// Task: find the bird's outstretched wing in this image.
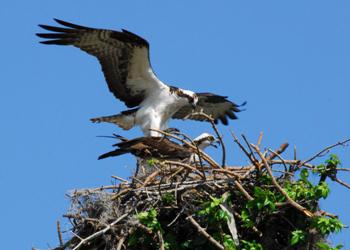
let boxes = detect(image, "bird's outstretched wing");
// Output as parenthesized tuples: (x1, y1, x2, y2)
(172, 93, 246, 125)
(36, 19, 167, 108)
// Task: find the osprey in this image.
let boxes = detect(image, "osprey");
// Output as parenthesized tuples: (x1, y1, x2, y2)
(37, 19, 244, 136)
(98, 133, 218, 161)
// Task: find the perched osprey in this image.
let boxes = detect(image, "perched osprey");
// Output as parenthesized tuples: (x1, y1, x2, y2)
(98, 133, 218, 161)
(37, 19, 244, 136)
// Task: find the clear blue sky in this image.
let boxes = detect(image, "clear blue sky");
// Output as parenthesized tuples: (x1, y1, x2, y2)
(1, 1, 349, 249)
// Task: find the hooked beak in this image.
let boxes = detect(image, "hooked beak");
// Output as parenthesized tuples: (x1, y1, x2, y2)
(210, 139, 221, 148)
(191, 103, 197, 109)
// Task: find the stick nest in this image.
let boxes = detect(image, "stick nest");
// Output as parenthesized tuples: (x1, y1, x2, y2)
(49, 128, 349, 250)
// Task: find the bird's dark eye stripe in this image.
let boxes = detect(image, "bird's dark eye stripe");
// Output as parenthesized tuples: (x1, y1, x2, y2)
(177, 91, 192, 100)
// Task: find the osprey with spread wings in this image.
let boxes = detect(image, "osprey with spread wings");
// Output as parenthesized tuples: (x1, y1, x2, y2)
(37, 19, 245, 136)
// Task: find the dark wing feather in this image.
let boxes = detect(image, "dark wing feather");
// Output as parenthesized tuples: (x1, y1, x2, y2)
(36, 19, 166, 108)
(100, 136, 191, 160)
(173, 93, 245, 125)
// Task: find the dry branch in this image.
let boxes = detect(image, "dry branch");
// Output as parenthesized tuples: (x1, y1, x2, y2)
(186, 215, 225, 250)
(46, 131, 349, 250)
(252, 144, 314, 217)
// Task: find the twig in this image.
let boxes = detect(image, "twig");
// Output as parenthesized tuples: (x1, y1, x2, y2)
(116, 237, 126, 250)
(212, 168, 243, 179)
(266, 143, 289, 161)
(194, 112, 227, 167)
(186, 215, 225, 250)
(233, 211, 262, 237)
(167, 206, 186, 227)
(251, 144, 314, 217)
(302, 138, 350, 165)
(72, 213, 129, 250)
(336, 168, 350, 172)
(267, 148, 288, 173)
(163, 161, 205, 178)
(111, 175, 128, 183)
(56, 220, 64, 247)
(141, 170, 161, 188)
(230, 130, 260, 169)
(158, 230, 165, 250)
(242, 134, 256, 162)
(317, 210, 338, 219)
(334, 177, 350, 189)
(257, 132, 263, 147)
(195, 143, 207, 180)
(172, 130, 206, 174)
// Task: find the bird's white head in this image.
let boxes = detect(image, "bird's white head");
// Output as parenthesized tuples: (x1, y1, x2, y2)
(170, 86, 198, 108)
(180, 89, 198, 108)
(193, 133, 219, 150)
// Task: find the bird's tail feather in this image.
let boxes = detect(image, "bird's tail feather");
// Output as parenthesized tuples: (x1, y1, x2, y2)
(90, 113, 135, 130)
(98, 149, 130, 160)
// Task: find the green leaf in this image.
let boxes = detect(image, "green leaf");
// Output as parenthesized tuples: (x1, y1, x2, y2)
(312, 217, 344, 235)
(300, 169, 309, 182)
(316, 242, 343, 250)
(241, 240, 263, 250)
(314, 182, 330, 199)
(127, 232, 138, 246)
(326, 154, 341, 167)
(146, 158, 158, 166)
(181, 240, 192, 248)
(161, 192, 175, 204)
(222, 233, 237, 250)
(290, 230, 306, 246)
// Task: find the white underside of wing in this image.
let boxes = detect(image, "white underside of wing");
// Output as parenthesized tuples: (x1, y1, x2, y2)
(126, 47, 168, 97)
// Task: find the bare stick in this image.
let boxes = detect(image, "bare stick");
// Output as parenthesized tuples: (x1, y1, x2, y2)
(266, 143, 289, 161)
(171, 130, 206, 173)
(336, 168, 350, 172)
(251, 144, 314, 217)
(56, 220, 64, 247)
(233, 180, 254, 201)
(257, 132, 263, 147)
(141, 170, 161, 187)
(267, 148, 288, 173)
(111, 175, 128, 183)
(242, 134, 257, 162)
(233, 211, 262, 237)
(195, 143, 207, 180)
(116, 237, 126, 250)
(163, 161, 203, 176)
(168, 206, 186, 227)
(187, 215, 225, 250)
(158, 230, 165, 250)
(334, 177, 350, 189)
(72, 213, 129, 250)
(230, 130, 259, 168)
(191, 112, 227, 167)
(302, 138, 350, 165)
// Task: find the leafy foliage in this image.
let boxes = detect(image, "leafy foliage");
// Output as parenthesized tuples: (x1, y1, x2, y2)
(313, 154, 340, 181)
(284, 169, 330, 202)
(241, 240, 263, 250)
(312, 216, 344, 235)
(316, 242, 344, 250)
(137, 208, 162, 233)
